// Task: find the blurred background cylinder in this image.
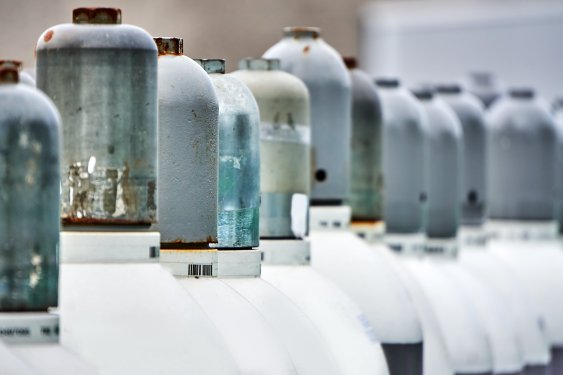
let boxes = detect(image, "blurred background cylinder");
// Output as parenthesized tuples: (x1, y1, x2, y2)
(232, 57, 310, 239)
(436, 84, 488, 226)
(36, 7, 158, 227)
(462, 72, 504, 109)
(195, 59, 260, 249)
(378, 78, 427, 234)
(264, 27, 351, 205)
(344, 57, 383, 221)
(488, 89, 556, 221)
(0, 67, 60, 311)
(154, 37, 219, 246)
(414, 88, 463, 239)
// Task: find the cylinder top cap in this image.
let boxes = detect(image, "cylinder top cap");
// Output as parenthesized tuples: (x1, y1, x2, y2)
(73, 8, 122, 24)
(284, 26, 320, 38)
(509, 88, 535, 99)
(374, 78, 400, 88)
(470, 71, 494, 85)
(411, 87, 434, 100)
(154, 37, 183, 56)
(238, 57, 280, 71)
(435, 83, 462, 94)
(343, 56, 357, 69)
(0, 67, 19, 84)
(194, 59, 225, 74)
(0, 60, 22, 71)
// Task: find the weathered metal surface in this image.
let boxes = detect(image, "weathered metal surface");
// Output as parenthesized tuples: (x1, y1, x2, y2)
(155, 39, 219, 245)
(195, 59, 260, 248)
(232, 57, 310, 239)
(0, 68, 61, 311)
(36, 8, 158, 227)
(264, 27, 351, 204)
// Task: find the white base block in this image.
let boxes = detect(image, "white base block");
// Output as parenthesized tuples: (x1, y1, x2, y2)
(160, 248, 261, 277)
(350, 221, 386, 243)
(260, 239, 311, 265)
(59, 231, 239, 375)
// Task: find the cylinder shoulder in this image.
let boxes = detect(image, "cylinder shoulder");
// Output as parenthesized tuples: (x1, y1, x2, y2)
(231, 70, 309, 100)
(37, 23, 157, 51)
(0, 84, 60, 127)
(211, 74, 259, 114)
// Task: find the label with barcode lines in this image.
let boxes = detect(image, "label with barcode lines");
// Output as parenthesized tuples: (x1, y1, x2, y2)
(187, 263, 213, 277)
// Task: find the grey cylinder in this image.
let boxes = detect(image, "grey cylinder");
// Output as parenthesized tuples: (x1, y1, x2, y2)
(154, 38, 219, 246)
(0, 67, 60, 311)
(553, 98, 563, 232)
(264, 27, 351, 205)
(378, 78, 427, 234)
(436, 84, 488, 226)
(232, 58, 310, 239)
(344, 57, 383, 221)
(413, 88, 463, 238)
(488, 89, 556, 220)
(462, 72, 504, 109)
(195, 59, 260, 249)
(36, 8, 158, 227)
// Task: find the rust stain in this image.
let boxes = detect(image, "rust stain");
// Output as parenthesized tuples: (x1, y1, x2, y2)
(303, 45, 310, 54)
(62, 216, 153, 226)
(44, 30, 54, 43)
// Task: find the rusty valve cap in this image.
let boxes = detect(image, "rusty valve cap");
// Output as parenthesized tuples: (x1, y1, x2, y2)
(283, 26, 320, 38)
(238, 58, 280, 71)
(194, 59, 225, 74)
(0, 60, 22, 70)
(73, 7, 122, 24)
(343, 56, 357, 69)
(0, 68, 19, 84)
(154, 37, 183, 56)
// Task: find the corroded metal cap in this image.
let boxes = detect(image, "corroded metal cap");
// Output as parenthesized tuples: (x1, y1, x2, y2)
(283, 26, 320, 38)
(0, 60, 22, 71)
(154, 37, 183, 56)
(435, 83, 462, 94)
(374, 78, 400, 88)
(0, 67, 19, 84)
(194, 59, 225, 74)
(238, 58, 280, 71)
(343, 57, 357, 69)
(509, 87, 534, 99)
(73, 8, 122, 24)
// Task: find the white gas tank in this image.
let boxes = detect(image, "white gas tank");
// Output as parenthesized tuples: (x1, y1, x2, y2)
(459, 228, 551, 373)
(310, 206, 424, 374)
(260, 239, 389, 375)
(59, 232, 239, 375)
(161, 248, 342, 375)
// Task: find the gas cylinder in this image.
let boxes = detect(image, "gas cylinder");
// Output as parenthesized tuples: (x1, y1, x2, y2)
(38, 9, 239, 375)
(37, 7, 157, 226)
(231, 57, 310, 239)
(343, 57, 383, 222)
(0, 64, 99, 374)
(487, 88, 563, 374)
(264, 27, 351, 204)
(233, 57, 390, 375)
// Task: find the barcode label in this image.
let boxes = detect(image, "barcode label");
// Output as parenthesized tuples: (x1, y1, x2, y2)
(187, 263, 213, 277)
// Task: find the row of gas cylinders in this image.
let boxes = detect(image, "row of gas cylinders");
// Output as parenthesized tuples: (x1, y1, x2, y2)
(1, 6, 563, 375)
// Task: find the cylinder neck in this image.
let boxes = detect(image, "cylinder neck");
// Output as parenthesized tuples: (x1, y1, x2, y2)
(509, 88, 534, 99)
(0, 60, 22, 71)
(0, 68, 19, 84)
(411, 88, 434, 101)
(435, 84, 462, 95)
(375, 78, 400, 88)
(343, 56, 357, 69)
(283, 26, 320, 39)
(154, 37, 183, 56)
(73, 7, 122, 24)
(194, 59, 225, 74)
(238, 58, 280, 71)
